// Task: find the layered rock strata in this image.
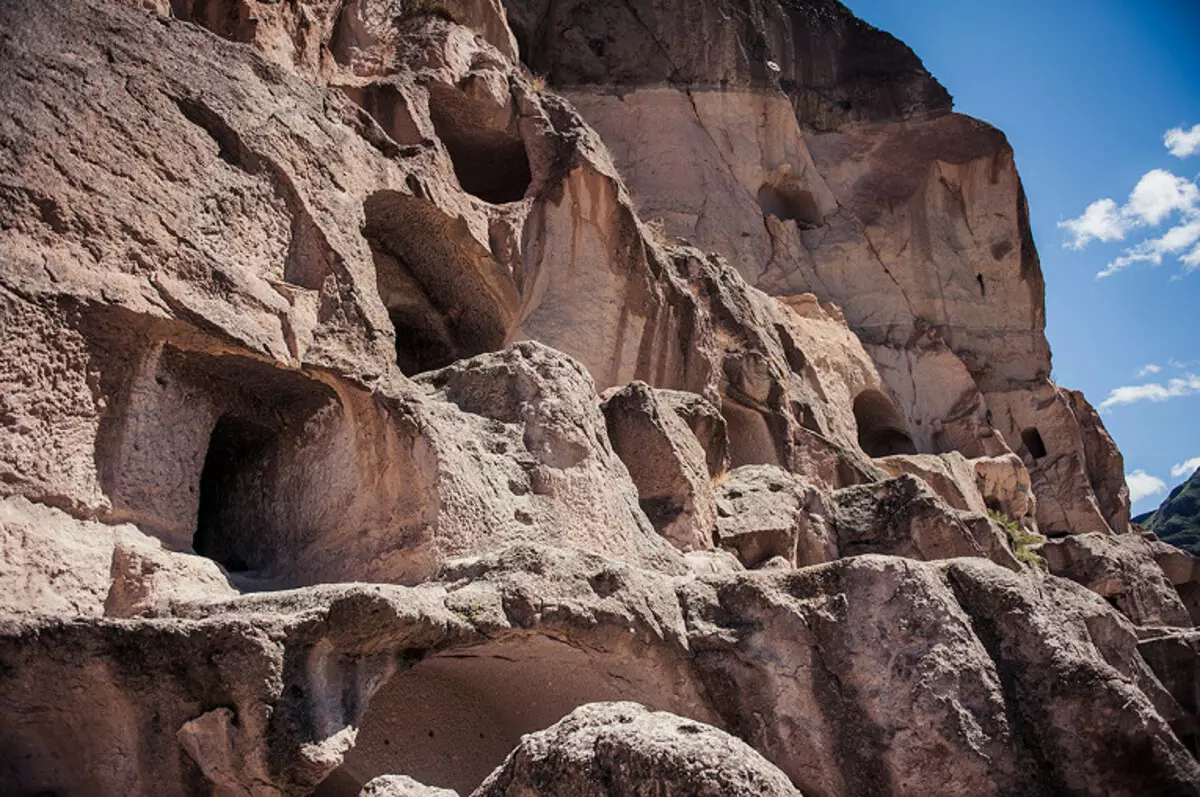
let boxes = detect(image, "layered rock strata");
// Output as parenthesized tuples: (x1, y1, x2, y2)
(502, 0, 1128, 537)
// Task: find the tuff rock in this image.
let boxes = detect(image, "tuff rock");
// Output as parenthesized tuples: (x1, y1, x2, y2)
(0, 0, 1194, 795)
(473, 702, 802, 797)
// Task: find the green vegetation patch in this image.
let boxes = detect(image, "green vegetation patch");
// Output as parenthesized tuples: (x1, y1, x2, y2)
(989, 509, 1046, 568)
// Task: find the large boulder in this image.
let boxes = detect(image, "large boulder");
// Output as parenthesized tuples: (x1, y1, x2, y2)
(1138, 628, 1200, 755)
(473, 702, 801, 797)
(602, 382, 725, 551)
(413, 343, 686, 576)
(946, 559, 1200, 796)
(831, 475, 1020, 568)
(712, 465, 835, 568)
(682, 556, 1034, 797)
(361, 775, 459, 797)
(1041, 532, 1192, 628)
(0, 496, 235, 618)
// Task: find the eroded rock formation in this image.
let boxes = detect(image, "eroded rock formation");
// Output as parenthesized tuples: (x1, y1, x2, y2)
(0, 0, 1197, 795)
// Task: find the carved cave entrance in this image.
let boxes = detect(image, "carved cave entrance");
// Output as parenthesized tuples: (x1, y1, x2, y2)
(758, 183, 822, 228)
(364, 190, 511, 376)
(853, 389, 916, 458)
(1021, 427, 1047, 460)
(312, 635, 718, 796)
(193, 414, 278, 572)
(428, 83, 532, 205)
(164, 352, 346, 582)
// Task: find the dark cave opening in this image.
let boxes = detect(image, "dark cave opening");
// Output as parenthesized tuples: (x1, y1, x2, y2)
(364, 190, 511, 376)
(757, 183, 822, 228)
(853, 390, 916, 458)
(193, 414, 277, 572)
(428, 85, 532, 205)
(1021, 427, 1048, 460)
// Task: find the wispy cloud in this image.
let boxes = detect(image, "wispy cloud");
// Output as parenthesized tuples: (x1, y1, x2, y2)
(1165, 123, 1200, 158)
(1098, 373, 1200, 410)
(1137, 363, 1163, 377)
(1171, 457, 1200, 479)
(1060, 126, 1200, 278)
(1097, 219, 1200, 278)
(1127, 470, 1167, 503)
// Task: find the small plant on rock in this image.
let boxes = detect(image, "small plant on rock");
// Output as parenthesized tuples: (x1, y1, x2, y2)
(989, 508, 1046, 568)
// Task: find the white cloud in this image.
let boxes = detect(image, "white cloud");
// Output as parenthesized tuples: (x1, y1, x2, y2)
(1062, 126, 1200, 278)
(1098, 373, 1200, 410)
(1171, 457, 1200, 479)
(1165, 123, 1200, 158)
(1059, 198, 1128, 249)
(1097, 219, 1200, 278)
(1127, 470, 1167, 503)
(1137, 363, 1162, 377)
(1125, 170, 1200, 226)
(1183, 243, 1200, 273)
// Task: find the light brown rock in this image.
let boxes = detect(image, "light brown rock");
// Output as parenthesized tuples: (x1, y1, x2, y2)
(0, 497, 235, 618)
(507, 0, 1128, 539)
(1042, 532, 1192, 628)
(361, 775, 459, 797)
(1138, 628, 1200, 755)
(602, 383, 724, 551)
(0, 1, 1188, 796)
(713, 465, 836, 568)
(831, 475, 1020, 569)
(473, 702, 802, 797)
(683, 556, 1034, 797)
(946, 559, 1200, 796)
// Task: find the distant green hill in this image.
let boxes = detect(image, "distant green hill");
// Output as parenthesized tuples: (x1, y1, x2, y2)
(1140, 468, 1200, 556)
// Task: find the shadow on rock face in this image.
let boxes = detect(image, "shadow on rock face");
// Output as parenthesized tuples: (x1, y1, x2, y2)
(365, 190, 516, 376)
(318, 629, 718, 793)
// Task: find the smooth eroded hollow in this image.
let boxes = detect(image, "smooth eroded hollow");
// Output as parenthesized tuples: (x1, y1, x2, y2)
(365, 190, 513, 375)
(428, 84, 531, 204)
(758, 183, 822, 227)
(853, 389, 916, 458)
(321, 634, 719, 795)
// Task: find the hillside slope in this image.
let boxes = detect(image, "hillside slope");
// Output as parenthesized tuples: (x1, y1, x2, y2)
(1141, 469, 1200, 555)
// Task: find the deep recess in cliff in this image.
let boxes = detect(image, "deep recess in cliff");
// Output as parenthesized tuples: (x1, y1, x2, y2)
(1, 1, 1198, 795)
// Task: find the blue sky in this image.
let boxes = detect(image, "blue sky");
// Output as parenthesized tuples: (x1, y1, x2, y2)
(845, 0, 1200, 512)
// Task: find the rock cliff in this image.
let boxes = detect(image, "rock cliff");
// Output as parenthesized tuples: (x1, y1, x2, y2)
(0, 0, 1196, 795)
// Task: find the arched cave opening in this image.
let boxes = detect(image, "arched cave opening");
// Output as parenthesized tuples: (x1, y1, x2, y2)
(364, 190, 512, 375)
(853, 390, 916, 458)
(428, 84, 532, 205)
(193, 414, 277, 572)
(313, 635, 719, 796)
(757, 183, 822, 228)
(1021, 427, 1047, 460)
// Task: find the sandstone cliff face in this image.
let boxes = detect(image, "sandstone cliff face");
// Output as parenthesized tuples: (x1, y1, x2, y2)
(502, 0, 1126, 537)
(0, 0, 1196, 795)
